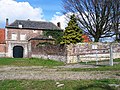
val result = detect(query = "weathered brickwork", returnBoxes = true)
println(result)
[0,29,5,44]
[31,45,67,62]
[0,29,6,57]
[5,27,44,58]
[0,44,6,57]
[66,43,120,63]
[7,28,43,40]
[30,42,120,63]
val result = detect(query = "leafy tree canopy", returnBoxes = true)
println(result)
[61,14,83,44]
[43,30,63,44]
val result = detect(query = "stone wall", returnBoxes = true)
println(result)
[31,45,67,62]
[66,43,120,63]
[32,54,66,62]
[31,43,120,63]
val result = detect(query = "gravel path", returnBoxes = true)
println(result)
[0,66,120,80]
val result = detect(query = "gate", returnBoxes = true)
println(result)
[13,46,24,58]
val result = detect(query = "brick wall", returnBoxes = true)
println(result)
[0,29,5,44]
[66,43,120,63]
[31,45,67,62]
[0,44,6,57]
[26,42,120,63]
[7,28,43,41]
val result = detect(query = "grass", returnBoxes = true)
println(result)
[0,58,64,67]
[70,64,120,71]
[0,58,120,71]
[69,58,120,71]
[79,58,120,65]
[0,58,119,90]
[0,79,119,90]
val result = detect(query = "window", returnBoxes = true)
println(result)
[40,31,43,35]
[20,34,26,40]
[11,33,17,40]
[18,24,23,28]
[48,35,52,38]
[33,30,37,33]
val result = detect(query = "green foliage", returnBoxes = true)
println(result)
[0,58,64,67]
[61,14,83,44]
[43,30,64,44]
[0,79,119,90]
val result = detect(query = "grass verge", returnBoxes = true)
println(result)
[0,58,64,67]
[70,64,120,71]
[0,79,119,90]
[69,58,120,71]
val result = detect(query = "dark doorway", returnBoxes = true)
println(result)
[13,46,24,58]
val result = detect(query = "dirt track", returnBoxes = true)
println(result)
[0,66,120,80]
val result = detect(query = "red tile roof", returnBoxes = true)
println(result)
[0,28,5,44]
[82,34,91,42]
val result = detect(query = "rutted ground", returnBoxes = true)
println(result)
[0,66,120,80]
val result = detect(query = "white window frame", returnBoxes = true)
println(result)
[33,30,37,33]
[48,35,52,38]
[20,34,26,40]
[11,33,17,40]
[40,31,43,35]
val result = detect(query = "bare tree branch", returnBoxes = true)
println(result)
[62,0,120,42]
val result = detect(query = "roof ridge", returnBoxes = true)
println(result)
[7,19,63,30]
[0,28,5,29]
[15,19,52,23]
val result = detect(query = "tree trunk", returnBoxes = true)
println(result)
[94,36,100,42]
[94,38,99,42]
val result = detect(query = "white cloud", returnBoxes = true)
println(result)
[50,12,68,29]
[51,12,76,29]
[0,0,44,26]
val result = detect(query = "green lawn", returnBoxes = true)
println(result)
[0,58,64,67]
[0,58,120,90]
[0,79,119,90]
[70,64,120,71]
[69,58,120,71]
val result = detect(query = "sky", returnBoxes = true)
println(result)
[0,0,67,29]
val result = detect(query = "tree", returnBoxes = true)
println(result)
[60,14,83,44]
[43,30,64,44]
[112,0,120,41]
[62,0,120,42]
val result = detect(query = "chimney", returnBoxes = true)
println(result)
[6,18,9,26]
[57,22,61,28]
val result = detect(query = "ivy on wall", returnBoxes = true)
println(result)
[43,30,64,44]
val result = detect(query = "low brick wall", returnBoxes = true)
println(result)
[67,53,110,63]
[31,43,120,63]
[0,44,6,57]
[32,54,67,62]
[66,43,120,63]
[31,45,67,62]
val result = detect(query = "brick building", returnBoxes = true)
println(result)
[0,19,91,58]
[0,28,6,57]
[5,19,63,58]
[0,28,5,44]
[82,34,91,42]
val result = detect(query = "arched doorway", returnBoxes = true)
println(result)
[13,46,24,58]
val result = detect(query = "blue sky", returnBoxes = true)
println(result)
[0,0,66,28]
[16,0,63,20]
